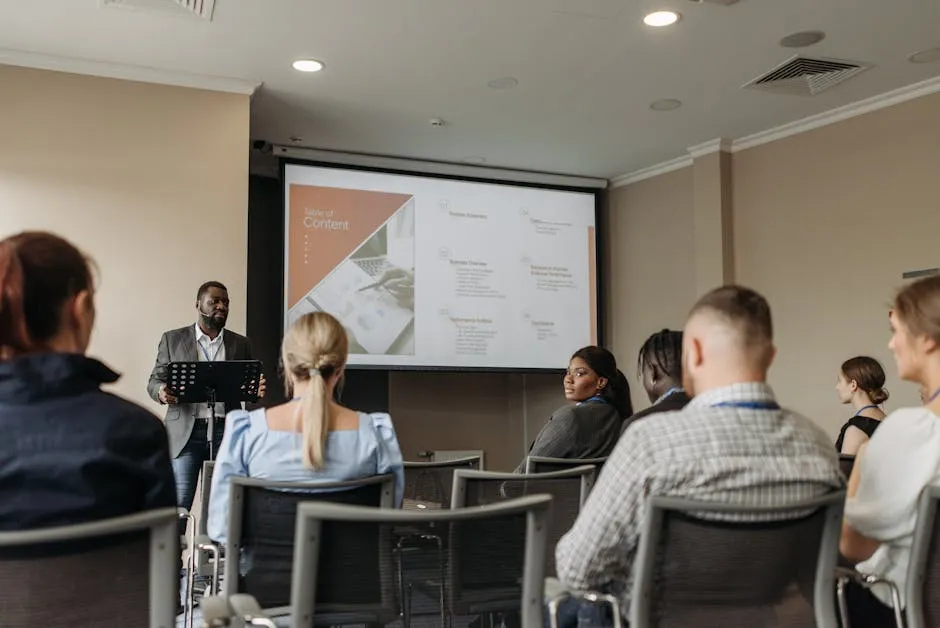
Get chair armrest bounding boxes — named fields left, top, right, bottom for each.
left=229, top=594, right=277, bottom=627
left=200, top=595, right=233, bottom=626
left=199, top=595, right=277, bottom=628
left=543, top=578, right=623, bottom=628
left=196, top=541, right=222, bottom=596
left=834, top=567, right=904, bottom=624
left=178, top=509, right=195, bottom=550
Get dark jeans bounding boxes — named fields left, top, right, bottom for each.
left=545, top=598, right=617, bottom=628
left=841, top=579, right=898, bottom=628
left=172, top=418, right=225, bottom=513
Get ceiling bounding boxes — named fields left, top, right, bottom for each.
left=0, top=0, right=938, bottom=178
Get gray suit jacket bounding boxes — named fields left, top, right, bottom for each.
left=147, top=325, right=253, bottom=458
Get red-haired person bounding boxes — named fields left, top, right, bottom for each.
left=0, top=231, right=175, bottom=529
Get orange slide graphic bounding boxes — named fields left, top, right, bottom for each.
left=588, top=225, right=597, bottom=345
left=287, top=184, right=414, bottom=309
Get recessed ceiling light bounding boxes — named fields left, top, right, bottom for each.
left=643, top=11, right=680, bottom=27
left=462, top=156, right=487, bottom=164
left=909, top=47, right=940, bottom=64
left=650, top=98, right=682, bottom=111
left=487, top=77, right=519, bottom=90
left=780, top=30, right=826, bottom=48
left=288, top=136, right=303, bottom=143
left=292, top=59, right=324, bottom=73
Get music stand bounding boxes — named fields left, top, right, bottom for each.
left=166, top=360, right=263, bottom=460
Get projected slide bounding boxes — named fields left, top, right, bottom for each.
left=284, top=164, right=597, bottom=370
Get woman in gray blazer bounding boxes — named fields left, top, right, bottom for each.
left=514, top=346, right=632, bottom=472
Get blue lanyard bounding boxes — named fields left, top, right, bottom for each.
left=854, top=404, right=879, bottom=417
left=926, top=387, right=940, bottom=405
left=198, top=340, right=222, bottom=362
left=712, top=401, right=781, bottom=410
left=579, top=395, right=608, bottom=405
left=657, top=387, right=684, bottom=404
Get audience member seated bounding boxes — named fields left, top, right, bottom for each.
left=621, top=329, right=690, bottom=434
left=840, top=276, right=940, bottom=628
left=513, top=346, right=632, bottom=473
left=550, top=286, right=843, bottom=626
left=0, top=231, right=176, bottom=529
left=834, top=356, right=888, bottom=455
left=207, top=311, right=404, bottom=544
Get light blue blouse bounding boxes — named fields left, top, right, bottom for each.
left=207, top=408, right=404, bottom=543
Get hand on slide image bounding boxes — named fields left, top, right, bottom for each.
left=361, top=267, right=414, bottom=310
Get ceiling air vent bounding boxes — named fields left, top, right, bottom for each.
left=101, top=0, right=216, bottom=20
left=743, top=55, right=871, bottom=96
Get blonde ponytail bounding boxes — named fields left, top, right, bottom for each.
left=281, top=312, right=349, bottom=470
left=300, top=367, right=332, bottom=469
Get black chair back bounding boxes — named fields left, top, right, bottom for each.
left=224, top=474, right=395, bottom=613
left=907, top=485, right=940, bottom=628
left=290, top=495, right=552, bottom=628
left=403, top=456, right=481, bottom=509
left=0, top=508, right=178, bottom=628
left=631, top=492, right=845, bottom=628
left=452, top=467, right=593, bottom=577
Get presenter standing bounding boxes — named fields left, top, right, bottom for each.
left=147, top=281, right=265, bottom=512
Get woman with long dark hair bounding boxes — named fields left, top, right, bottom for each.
left=513, top=345, right=632, bottom=472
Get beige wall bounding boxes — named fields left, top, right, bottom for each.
left=608, top=91, right=940, bottom=437
left=605, top=166, right=696, bottom=412
left=734, top=92, right=940, bottom=435
left=0, top=65, right=250, bottom=414
left=389, top=371, right=560, bottom=471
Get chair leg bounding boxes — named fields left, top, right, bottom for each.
left=887, top=582, right=906, bottom=628
left=547, top=596, right=562, bottom=628
left=836, top=577, right=851, bottom=628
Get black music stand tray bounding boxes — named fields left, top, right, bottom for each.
left=166, top=360, right=263, bottom=460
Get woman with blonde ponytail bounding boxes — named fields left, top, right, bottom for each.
left=207, top=312, right=404, bottom=543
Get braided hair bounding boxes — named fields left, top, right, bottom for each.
left=637, top=329, right=683, bottom=397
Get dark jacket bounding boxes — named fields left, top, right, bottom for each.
left=514, top=400, right=624, bottom=473
left=620, top=390, right=692, bottom=435
left=0, top=353, right=176, bottom=530
left=147, top=325, right=253, bottom=458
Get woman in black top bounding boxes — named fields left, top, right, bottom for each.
left=0, top=231, right=176, bottom=530
left=514, top=346, right=632, bottom=472
left=834, top=356, right=888, bottom=454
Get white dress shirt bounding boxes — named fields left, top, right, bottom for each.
left=194, top=323, right=225, bottom=418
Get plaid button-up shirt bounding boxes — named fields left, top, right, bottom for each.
left=555, top=382, right=845, bottom=615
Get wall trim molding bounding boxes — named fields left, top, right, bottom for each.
left=609, top=154, right=693, bottom=188
left=0, top=48, right=261, bottom=95
left=687, top=137, right=733, bottom=158
left=611, top=75, right=940, bottom=188
left=732, top=74, right=940, bottom=152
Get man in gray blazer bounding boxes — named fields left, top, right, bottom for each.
left=147, top=281, right=264, bottom=512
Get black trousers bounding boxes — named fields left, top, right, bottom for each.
left=842, top=579, right=898, bottom=628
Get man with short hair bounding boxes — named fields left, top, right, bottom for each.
left=147, top=281, right=264, bottom=512
left=551, top=285, right=843, bottom=626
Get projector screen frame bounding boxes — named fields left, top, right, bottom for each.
left=278, top=156, right=606, bottom=374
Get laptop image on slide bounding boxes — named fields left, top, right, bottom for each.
left=288, top=198, right=415, bottom=354
left=299, top=259, right=413, bottom=355
left=353, top=256, right=393, bottom=278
